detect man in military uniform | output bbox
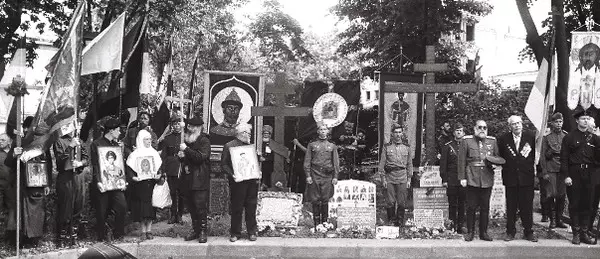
[379,125,413,227]
[210,89,243,145]
[337,121,359,179]
[458,120,501,242]
[560,110,599,245]
[440,123,465,233]
[158,116,185,224]
[305,125,340,228]
[540,112,568,229]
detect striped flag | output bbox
[81,12,125,75]
[524,58,550,164]
[21,1,87,161]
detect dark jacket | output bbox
[180,133,211,190]
[497,131,536,187]
[90,136,121,184]
[440,139,460,186]
[457,135,499,188]
[158,132,182,177]
[54,134,89,173]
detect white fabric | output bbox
[126,130,162,180]
[81,12,125,75]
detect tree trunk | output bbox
[551,0,573,131]
[515,0,547,66]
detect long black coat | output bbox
[497,131,536,187]
[180,133,211,191]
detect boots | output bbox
[580,226,595,245]
[464,212,475,242]
[548,200,556,229]
[70,225,78,246]
[321,202,329,224]
[555,197,568,228]
[57,227,70,248]
[312,203,321,227]
[396,207,405,227]
[541,199,549,222]
[198,218,208,243]
[386,208,396,226]
[572,226,581,245]
[479,211,492,241]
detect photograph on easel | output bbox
[25,162,48,187]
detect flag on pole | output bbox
[151,40,173,136]
[139,36,155,94]
[3,37,28,139]
[187,46,200,118]
[21,1,87,161]
[524,58,551,165]
[81,12,125,75]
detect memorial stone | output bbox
[419,166,443,187]
[209,177,230,215]
[489,167,506,218]
[376,226,400,239]
[412,187,449,228]
[256,191,303,229]
[328,180,376,229]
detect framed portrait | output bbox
[229,144,261,182]
[203,71,265,161]
[97,146,127,191]
[134,156,157,181]
[26,162,48,187]
[567,32,600,110]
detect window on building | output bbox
[366,91,371,100]
[466,24,475,41]
[374,90,379,100]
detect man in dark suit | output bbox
[497,115,537,242]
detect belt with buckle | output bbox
[469,161,486,167]
[573,163,594,169]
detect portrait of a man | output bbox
[229,145,261,182]
[26,162,47,187]
[568,32,600,110]
[210,89,244,144]
[391,93,410,128]
[576,42,600,73]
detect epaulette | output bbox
[463,135,473,139]
[444,140,453,146]
[486,136,496,140]
[562,130,568,134]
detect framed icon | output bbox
[229,144,261,182]
[97,146,127,191]
[26,162,48,187]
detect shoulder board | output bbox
[444,141,453,146]
[562,130,568,134]
[463,135,473,139]
[486,136,496,140]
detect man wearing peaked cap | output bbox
[158,115,186,225]
[210,89,244,145]
[540,112,568,230]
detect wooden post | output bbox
[424,46,437,164]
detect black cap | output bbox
[103,117,120,130]
[551,112,563,121]
[452,122,464,131]
[574,110,591,119]
[185,117,204,126]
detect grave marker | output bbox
[256,191,303,229]
[418,166,443,187]
[328,180,376,229]
[412,187,449,229]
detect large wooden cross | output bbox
[251,72,311,191]
[384,45,478,163]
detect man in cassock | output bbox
[221,123,261,242]
[305,125,340,227]
[5,116,52,246]
[179,117,211,243]
[158,116,185,224]
[90,117,127,241]
[53,121,89,247]
[260,125,290,191]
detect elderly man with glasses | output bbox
[458,120,503,242]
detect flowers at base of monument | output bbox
[315,222,335,233]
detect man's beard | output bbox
[238,135,251,144]
[185,129,201,143]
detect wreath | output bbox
[5,76,29,96]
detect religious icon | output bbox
[98,147,127,191]
[135,156,157,181]
[229,144,262,182]
[26,162,47,187]
[321,101,338,120]
[312,93,348,128]
[391,93,411,128]
[568,32,600,110]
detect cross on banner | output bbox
[164,95,192,118]
[382,45,478,164]
[252,73,311,191]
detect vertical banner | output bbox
[203,71,264,160]
[568,32,600,110]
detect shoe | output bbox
[524,233,538,242]
[229,235,238,242]
[184,232,199,241]
[555,220,568,228]
[249,234,257,241]
[504,233,515,242]
[146,232,154,240]
[580,230,594,245]
[480,233,493,241]
[572,228,581,245]
[464,233,474,242]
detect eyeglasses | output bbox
[476,126,487,130]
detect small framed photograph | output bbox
[229,144,261,182]
[134,156,157,181]
[98,146,127,191]
[26,162,48,187]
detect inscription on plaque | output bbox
[209,178,230,215]
[413,187,448,228]
[329,180,376,218]
[256,191,303,228]
[419,166,443,187]
[490,167,506,218]
[336,207,376,230]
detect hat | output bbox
[185,117,204,126]
[221,89,243,107]
[452,122,464,131]
[263,125,273,134]
[169,115,182,123]
[574,110,591,119]
[104,117,120,130]
[486,155,506,165]
[551,112,563,121]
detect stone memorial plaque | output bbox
[490,185,506,219]
[413,209,445,229]
[257,191,303,228]
[336,207,376,230]
[413,187,448,228]
[419,166,443,187]
[209,178,230,215]
[329,180,376,218]
[376,226,400,239]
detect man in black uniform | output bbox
[158,116,185,224]
[440,123,466,233]
[179,117,211,243]
[53,122,89,247]
[90,117,127,241]
[560,110,599,245]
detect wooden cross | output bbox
[383,45,478,163]
[251,72,311,191]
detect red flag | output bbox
[21,1,87,161]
